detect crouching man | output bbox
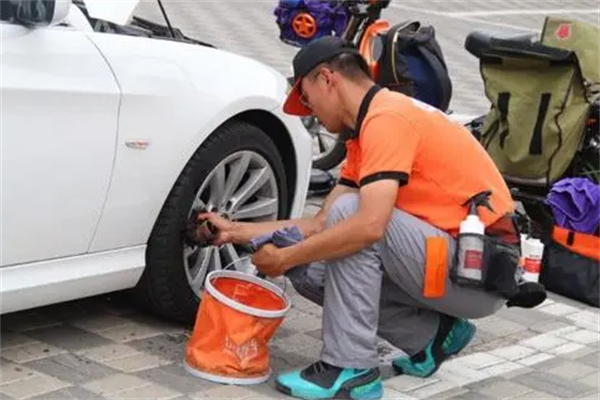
[200,37,520,400]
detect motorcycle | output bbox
[274,0,599,232]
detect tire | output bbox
[303,116,347,171]
[313,140,347,171]
[133,121,289,325]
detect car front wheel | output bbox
[134,120,288,325]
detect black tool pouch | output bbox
[481,234,521,298]
[451,213,522,295]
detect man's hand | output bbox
[196,212,235,246]
[251,244,288,278]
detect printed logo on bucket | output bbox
[225,337,259,367]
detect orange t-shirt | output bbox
[339,87,514,236]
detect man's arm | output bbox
[278,179,398,269]
[227,184,358,244]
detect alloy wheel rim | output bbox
[183,150,279,294]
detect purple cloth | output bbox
[249,226,304,251]
[545,177,600,234]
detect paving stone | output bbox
[386,375,441,393]
[567,311,600,333]
[0,332,37,349]
[562,346,600,361]
[0,362,38,386]
[102,351,173,373]
[1,312,62,333]
[489,345,537,362]
[578,372,600,389]
[579,391,600,400]
[23,353,118,385]
[0,373,71,400]
[476,316,527,337]
[69,314,132,333]
[476,380,532,399]
[497,306,557,327]
[424,386,469,399]
[106,382,182,400]
[548,342,587,356]
[197,384,260,400]
[30,386,106,399]
[134,363,221,394]
[513,370,595,398]
[409,380,458,398]
[126,333,189,363]
[537,302,582,317]
[95,321,168,343]
[547,360,598,381]
[515,390,559,399]
[563,330,600,346]
[25,325,114,352]
[436,359,491,386]
[516,352,555,367]
[530,320,578,334]
[447,391,495,400]
[578,352,600,369]
[520,332,569,352]
[83,373,151,396]
[1,341,67,364]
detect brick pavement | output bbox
[2,1,600,399]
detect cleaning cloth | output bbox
[249,226,304,251]
[545,177,600,234]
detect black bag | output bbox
[540,226,600,307]
[377,20,453,112]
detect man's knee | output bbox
[327,193,360,228]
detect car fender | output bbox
[86,33,311,252]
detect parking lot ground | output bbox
[2,0,599,399]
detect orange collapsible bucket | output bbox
[184,269,291,385]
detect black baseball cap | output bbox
[283,36,362,116]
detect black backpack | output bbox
[376,20,453,112]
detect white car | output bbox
[0,0,312,324]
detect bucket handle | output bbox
[219,255,288,295]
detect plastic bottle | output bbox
[455,199,486,286]
[521,237,545,283]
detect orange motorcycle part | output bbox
[358,20,390,80]
[292,12,318,39]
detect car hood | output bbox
[82,0,140,25]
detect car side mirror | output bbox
[14,0,71,27]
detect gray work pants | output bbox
[286,193,505,369]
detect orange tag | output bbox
[423,237,448,298]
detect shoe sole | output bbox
[275,376,383,400]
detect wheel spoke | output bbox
[222,243,240,269]
[211,245,223,271]
[192,197,207,213]
[222,153,251,209]
[207,164,226,210]
[229,167,269,212]
[232,197,278,220]
[190,247,212,293]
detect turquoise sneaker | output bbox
[392,316,476,378]
[275,361,383,400]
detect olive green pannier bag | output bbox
[466,17,599,184]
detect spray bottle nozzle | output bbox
[465,190,495,215]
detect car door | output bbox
[0,20,120,266]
